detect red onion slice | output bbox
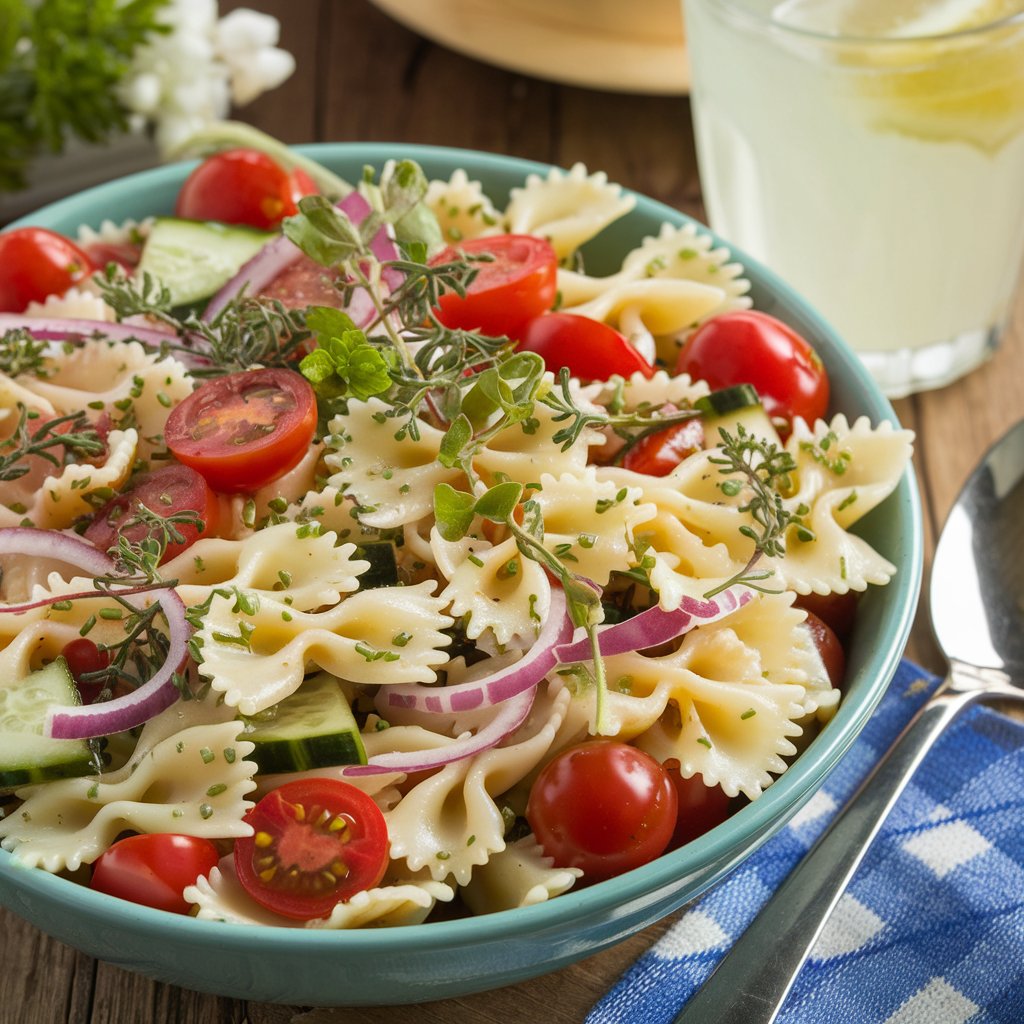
[46,587,190,740]
[0,527,115,577]
[202,191,402,326]
[379,585,571,716]
[342,687,536,777]
[0,314,179,349]
[554,584,753,664]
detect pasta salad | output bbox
[0,133,913,927]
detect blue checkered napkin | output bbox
[587,661,1024,1024]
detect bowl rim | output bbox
[2,141,924,956]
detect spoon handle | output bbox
[672,681,979,1024]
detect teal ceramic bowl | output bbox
[0,143,923,1005]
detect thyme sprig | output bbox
[703,424,807,597]
[0,406,104,483]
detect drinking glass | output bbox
[683,0,1024,397]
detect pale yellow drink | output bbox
[684,0,1024,396]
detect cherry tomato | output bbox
[623,417,704,476]
[0,228,95,313]
[794,590,858,641]
[84,463,218,563]
[526,741,677,882]
[234,778,390,920]
[518,312,655,382]
[431,234,558,339]
[164,368,317,493]
[675,311,829,427]
[61,638,111,705]
[802,610,846,688]
[90,834,220,914]
[175,149,318,230]
[663,760,733,849]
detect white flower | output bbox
[117,1,294,154]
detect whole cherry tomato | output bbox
[431,234,558,339]
[175,149,318,229]
[802,610,846,688]
[526,741,677,882]
[794,590,858,641]
[0,228,95,313]
[163,368,317,493]
[676,310,829,427]
[518,312,655,382]
[663,759,734,849]
[60,638,111,705]
[90,834,220,914]
[234,778,390,920]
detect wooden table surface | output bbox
[3,2,1023,1021]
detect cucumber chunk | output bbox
[696,384,783,449]
[243,672,367,775]
[0,659,94,790]
[136,217,274,307]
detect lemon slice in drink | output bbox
[832,0,1024,151]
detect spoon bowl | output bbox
[674,417,1024,1024]
[931,417,1024,678]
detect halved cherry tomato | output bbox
[802,610,846,688]
[518,312,655,382]
[526,741,677,882]
[0,228,95,313]
[794,589,858,641]
[675,311,829,427]
[234,778,390,920]
[663,759,734,849]
[84,463,218,563]
[623,417,704,476]
[431,234,558,339]
[90,834,220,914]
[61,638,111,705]
[164,368,317,493]
[175,149,318,230]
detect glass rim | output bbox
[697,0,1024,45]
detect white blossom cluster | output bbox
[117,0,295,152]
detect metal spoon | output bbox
[673,417,1024,1024]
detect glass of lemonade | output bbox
[683,0,1024,397]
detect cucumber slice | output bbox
[696,384,783,449]
[136,217,274,307]
[0,659,94,790]
[243,672,367,775]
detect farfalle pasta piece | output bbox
[503,163,635,258]
[0,707,256,872]
[473,391,601,482]
[186,857,453,928]
[461,836,582,913]
[426,169,502,245]
[532,467,655,586]
[24,287,114,321]
[22,340,192,459]
[764,415,914,595]
[384,683,571,885]
[13,427,138,531]
[605,595,811,799]
[436,530,551,647]
[164,522,369,611]
[196,580,453,715]
[324,398,462,529]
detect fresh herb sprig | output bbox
[0,0,170,192]
[704,424,807,596]
[0,406,104,484]
[0,328,50,378]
